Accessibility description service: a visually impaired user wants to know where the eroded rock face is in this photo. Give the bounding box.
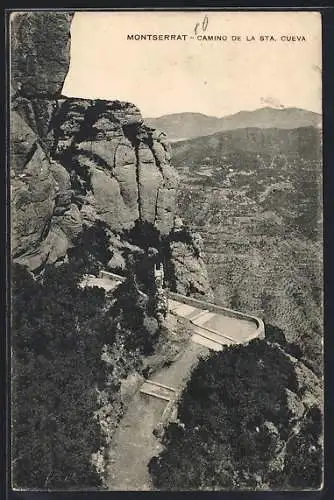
[10,12,212,297]
[11,108,82,270]
[169,231,213,298]
[10,12,80,270]
[52,98,178,235]
[10,12,73,98]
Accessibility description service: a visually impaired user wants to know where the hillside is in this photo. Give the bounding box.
[145,107,322,141]
[172,126,323,375]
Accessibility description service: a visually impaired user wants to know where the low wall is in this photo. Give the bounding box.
[97,270,265,340]
[167,291,265,340]
[99,270,148,300]
[154,394,179,438]
[99,270,126,282]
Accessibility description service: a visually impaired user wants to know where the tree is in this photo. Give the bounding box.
[110,276,159,354]
[265,323,287,346]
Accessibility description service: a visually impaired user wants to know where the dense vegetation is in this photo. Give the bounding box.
[68,219,112,275]
[149,340,322,490]
[12,217,201,488]
[11,246,162,488]
[12,263,107,488]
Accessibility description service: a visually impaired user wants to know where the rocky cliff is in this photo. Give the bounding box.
[10,11,211,296]
[52,98,177,235]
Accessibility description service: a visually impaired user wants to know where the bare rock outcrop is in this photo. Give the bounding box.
[52,98,178,235]
[11,107,82,270]
[170,245,213,297]
[10,12,73,98]
[10,12,82,270]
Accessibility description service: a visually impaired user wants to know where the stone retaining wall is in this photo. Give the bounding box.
[167,291,265,340]
[99,270,126,282]
[97,269,265,340]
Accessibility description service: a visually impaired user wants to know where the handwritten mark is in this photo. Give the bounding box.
[194,14,209,36]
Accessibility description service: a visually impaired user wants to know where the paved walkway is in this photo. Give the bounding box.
[106,342,208,490]
[80,275,122,292]
[168,298,258,349]
[106,391,165,490]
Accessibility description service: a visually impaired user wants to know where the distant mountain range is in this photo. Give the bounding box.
[171,126,321,161]
[144,107,322,141]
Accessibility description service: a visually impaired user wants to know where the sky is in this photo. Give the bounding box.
[62,11,322,118]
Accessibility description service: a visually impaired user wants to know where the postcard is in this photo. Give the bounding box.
[9,10,323,491]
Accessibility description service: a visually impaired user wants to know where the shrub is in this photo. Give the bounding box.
[265,323,287,346]
[280,405,322,489]
[285,342,303,360]
[68,220,112,275]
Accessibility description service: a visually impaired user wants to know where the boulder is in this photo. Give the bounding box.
[169,238,213,298]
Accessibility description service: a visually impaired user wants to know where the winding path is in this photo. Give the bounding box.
[105,341,208,490]
[82,272,264,490]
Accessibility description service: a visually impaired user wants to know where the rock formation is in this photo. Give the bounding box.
[52,98,178,235]
[11,12,81,271]
[11,12,73,98]
[10,11,211,296]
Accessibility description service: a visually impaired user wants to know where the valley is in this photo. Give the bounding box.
[171,126,323,375]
